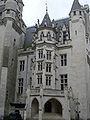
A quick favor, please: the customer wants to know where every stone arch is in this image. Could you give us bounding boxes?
[31,98,39,118]
[44,98,63,116]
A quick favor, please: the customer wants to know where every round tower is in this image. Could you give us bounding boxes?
[69,0,88,119]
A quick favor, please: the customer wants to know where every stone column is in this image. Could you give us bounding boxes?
[39,107,42,120]
[26,88,31,120]
[39,87,43,120]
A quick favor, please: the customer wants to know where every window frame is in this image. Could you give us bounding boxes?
[19,60,25,71]
[38,49,43,59]
[46,63,51,72]
[38,62,42,71]
[46,50,52,60]
[18,78,23,94]
[63,31,67,44]
[60,54,67,66]
[60,74,68,91]
[46,75,51,86]
[37,74,42,84]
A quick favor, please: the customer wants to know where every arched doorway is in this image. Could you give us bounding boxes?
[31,98,39,118]
[44,98,62,116]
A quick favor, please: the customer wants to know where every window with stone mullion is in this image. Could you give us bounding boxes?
[38,50,43,59]
[38,62,42,71]
[47,51,51,60]
[60,74,68,91]
[18,78,23,94]
[20,60,25,71]
[37,74,42,84]
[60,54,67,66]
[46,76,51,86]
[46,63,51,72]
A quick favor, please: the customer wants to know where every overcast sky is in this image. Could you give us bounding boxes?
[22,0,90,27]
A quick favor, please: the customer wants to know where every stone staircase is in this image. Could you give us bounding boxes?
[33,113,65,120]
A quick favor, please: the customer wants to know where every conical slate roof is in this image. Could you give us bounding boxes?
[40,12,52,27]
[70,0,82,13]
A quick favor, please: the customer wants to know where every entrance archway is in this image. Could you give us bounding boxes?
[31,98,39,118]
[44,98,62,116]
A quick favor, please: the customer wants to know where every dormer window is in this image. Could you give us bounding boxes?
[47,32,51,41]
[40,32,44,41]
[73,11,76,15]
[79,11,82,15]
[63,31,67,44]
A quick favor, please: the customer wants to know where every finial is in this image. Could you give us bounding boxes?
[45,1,48,13]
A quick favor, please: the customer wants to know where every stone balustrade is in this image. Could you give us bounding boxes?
[30,88,65,97]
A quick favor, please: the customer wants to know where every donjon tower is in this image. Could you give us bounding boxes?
[0,0,26,118]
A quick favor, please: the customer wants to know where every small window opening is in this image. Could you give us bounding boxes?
[74,11,76,15]
[75,30,77,35]
[79,11,82,15]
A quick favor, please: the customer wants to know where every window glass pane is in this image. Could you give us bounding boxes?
[38,50,43,59]
[60,54,67,66]
[60,74,68,91]
[18,78,23,94]
[46,76,51,86]
[20,60,25,71]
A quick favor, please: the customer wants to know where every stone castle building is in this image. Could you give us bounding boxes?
[0,0,90,120]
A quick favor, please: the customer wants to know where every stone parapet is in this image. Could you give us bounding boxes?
[30,88,65,97]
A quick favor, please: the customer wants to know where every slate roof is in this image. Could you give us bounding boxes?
[54,18,69,28]
[40,12,52,27]
[25,26,36,47]
[70,0,82,13]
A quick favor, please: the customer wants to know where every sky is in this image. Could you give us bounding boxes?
[22,0,90,27]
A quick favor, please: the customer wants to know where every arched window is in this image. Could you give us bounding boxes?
[47,32,51,41]
[40,32,44,41]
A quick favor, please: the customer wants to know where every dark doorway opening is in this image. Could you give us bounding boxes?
[45,101,51,112]
[44,98,62,116]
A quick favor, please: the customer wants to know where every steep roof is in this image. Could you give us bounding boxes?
[70,0,82,13]
[54,18,69,27]
[40,12,52,27]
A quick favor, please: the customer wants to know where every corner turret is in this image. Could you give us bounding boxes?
[69,0,83,18]
[70,0,82,13]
